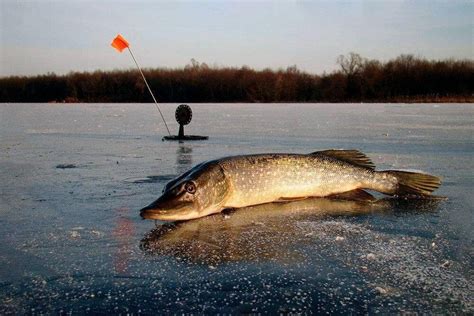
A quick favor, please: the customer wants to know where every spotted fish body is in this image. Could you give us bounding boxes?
[220,153,393,208]
[140,150,441,221]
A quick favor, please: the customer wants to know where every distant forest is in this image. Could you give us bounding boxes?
[1,53,473,103]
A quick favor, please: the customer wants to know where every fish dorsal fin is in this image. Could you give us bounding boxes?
[328,189,376,202]
[310,149,375,170]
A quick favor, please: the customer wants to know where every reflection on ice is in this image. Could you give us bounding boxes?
[176,145,193,175]
[112,208,135,274]
[139,196,474,312]
[140,197,443,265]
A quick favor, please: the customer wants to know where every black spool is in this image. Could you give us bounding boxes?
[175,104,192,138]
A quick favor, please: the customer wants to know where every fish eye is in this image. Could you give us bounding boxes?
[184,181,196,194]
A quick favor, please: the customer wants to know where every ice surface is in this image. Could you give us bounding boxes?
[0,103,472,313]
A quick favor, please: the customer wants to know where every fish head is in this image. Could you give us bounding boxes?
[140,162,229,221]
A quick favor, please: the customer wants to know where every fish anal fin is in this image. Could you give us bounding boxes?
[311,149,375,170]
[328,189,376,202]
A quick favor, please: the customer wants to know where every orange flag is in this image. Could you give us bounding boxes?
[111,34,129,52]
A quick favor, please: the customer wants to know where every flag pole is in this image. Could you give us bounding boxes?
[127,47,171,136]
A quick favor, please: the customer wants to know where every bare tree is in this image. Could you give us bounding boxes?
[337,52,365,76]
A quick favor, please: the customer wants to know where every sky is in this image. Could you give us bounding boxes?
[0,0,472,77]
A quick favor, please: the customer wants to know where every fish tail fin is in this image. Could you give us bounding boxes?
[386,170,441,196]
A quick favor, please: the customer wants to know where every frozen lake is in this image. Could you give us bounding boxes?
[0,103,472,313]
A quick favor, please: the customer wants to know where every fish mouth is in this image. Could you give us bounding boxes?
[139,207,168,220]
[139,202,198,221]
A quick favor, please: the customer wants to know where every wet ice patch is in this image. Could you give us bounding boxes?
[56,164,77,169]
[124,175,176,184]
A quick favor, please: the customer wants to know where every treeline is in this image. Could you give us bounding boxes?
[0,54,473,103]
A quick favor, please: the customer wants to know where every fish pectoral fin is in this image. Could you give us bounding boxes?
[310,149,375,170]
[276,196,309,203]
[328,189,376,202]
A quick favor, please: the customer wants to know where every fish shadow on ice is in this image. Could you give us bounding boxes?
[139,196,444,265]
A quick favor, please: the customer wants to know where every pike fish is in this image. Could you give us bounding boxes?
[140,150,441,221]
